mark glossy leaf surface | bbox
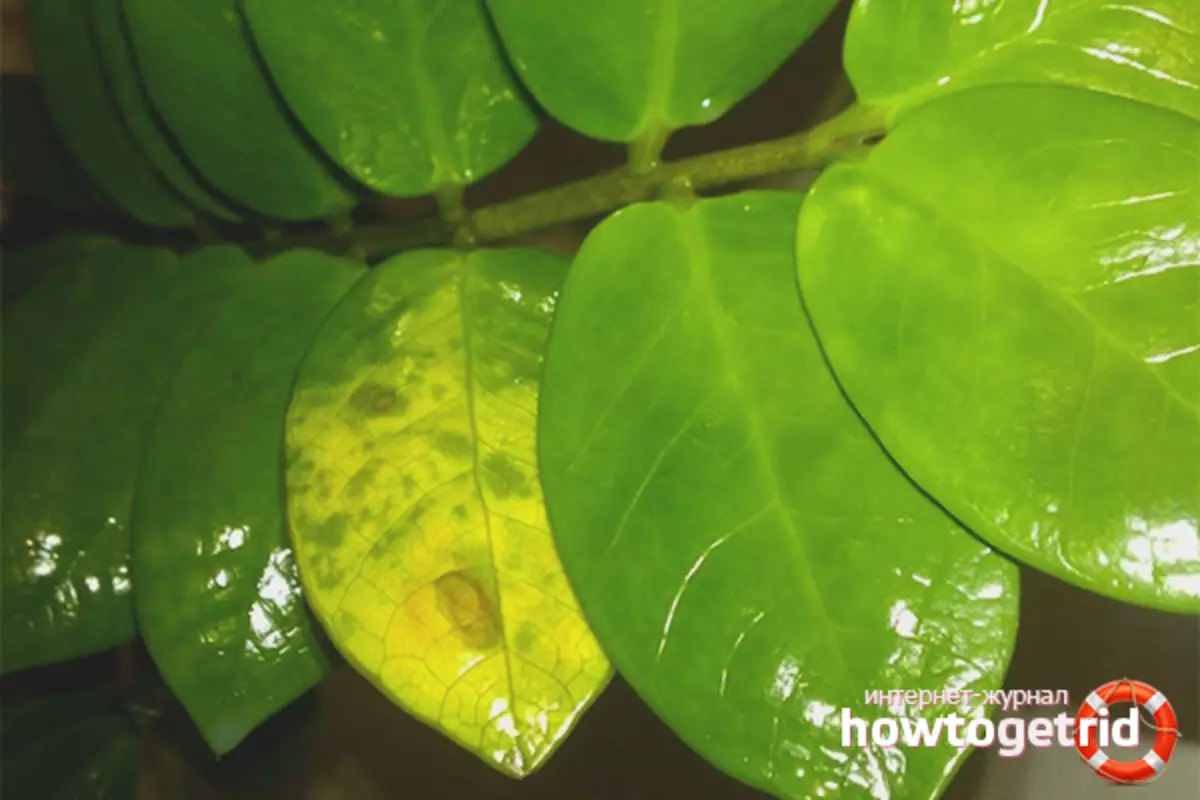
[287,248,610,777]
[488,0,838,147]
[539,193,1019,799]
[845,0,1200,121]
[1,246,250,673]
[27,0,192,226]
[797,86,1200,612]
[124,0,355,220]
[245,0,537,198]
[92,0,238,221]
[134,249,362,755]
[1,236,128,457]
[1,690,138,799]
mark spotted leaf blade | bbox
[286,248,611,777]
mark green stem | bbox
[255,103,888,260]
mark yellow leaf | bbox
[286,248,610,777]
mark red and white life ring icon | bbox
[1075,679,1179,784]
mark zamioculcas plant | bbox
[2,0,1196,798]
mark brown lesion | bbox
[347,381,406,415]
[434,569,502,651]
[481,452,531,499]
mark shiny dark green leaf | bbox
[27,0,193,226]
[0,76,103,215]
[286,248,610,776]
[244,0,537,198]
[123,0,355,220]
[488,0,838,153]
[845,0,1200,122]
[1,709,138,800]
[1,246,251,674]
[1,236,131,457]
[133,250,364,755]
[539,192,1019,799]
[796,86,1200,611]
[91,0,239,221]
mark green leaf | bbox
[488,0,838,151]
[286,248,610,777]
[133,250,363,755]
[27,0,193,226]
[0,76,104,215]
[796,86,1200,611]
[123,0,356,220]
[92,0,240,221]
[1,245,251,673]
[1,693,138,800]
[538,192,1019,800]
[1,236,130,457]
[845,0,1200,122]
[244,0,537,198]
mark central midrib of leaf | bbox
[860,161,1200,420]
[454,254,521,738]
[677,212,858,688]
[639,0,681,139]
[402,0,456,187]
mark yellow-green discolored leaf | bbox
[286,248,610,777]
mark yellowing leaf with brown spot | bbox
[286,248,610,776]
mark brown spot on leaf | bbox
[434,431,473,460]
[310,554,344,590]
[434,570,501,650]
[481,453,530,499]
[343,458,383,499]
[514,621,538,653]
[349,381,407,415]
[309,514,349,550]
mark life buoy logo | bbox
[1075,679,1180,784]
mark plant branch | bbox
[262,103,887,260]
